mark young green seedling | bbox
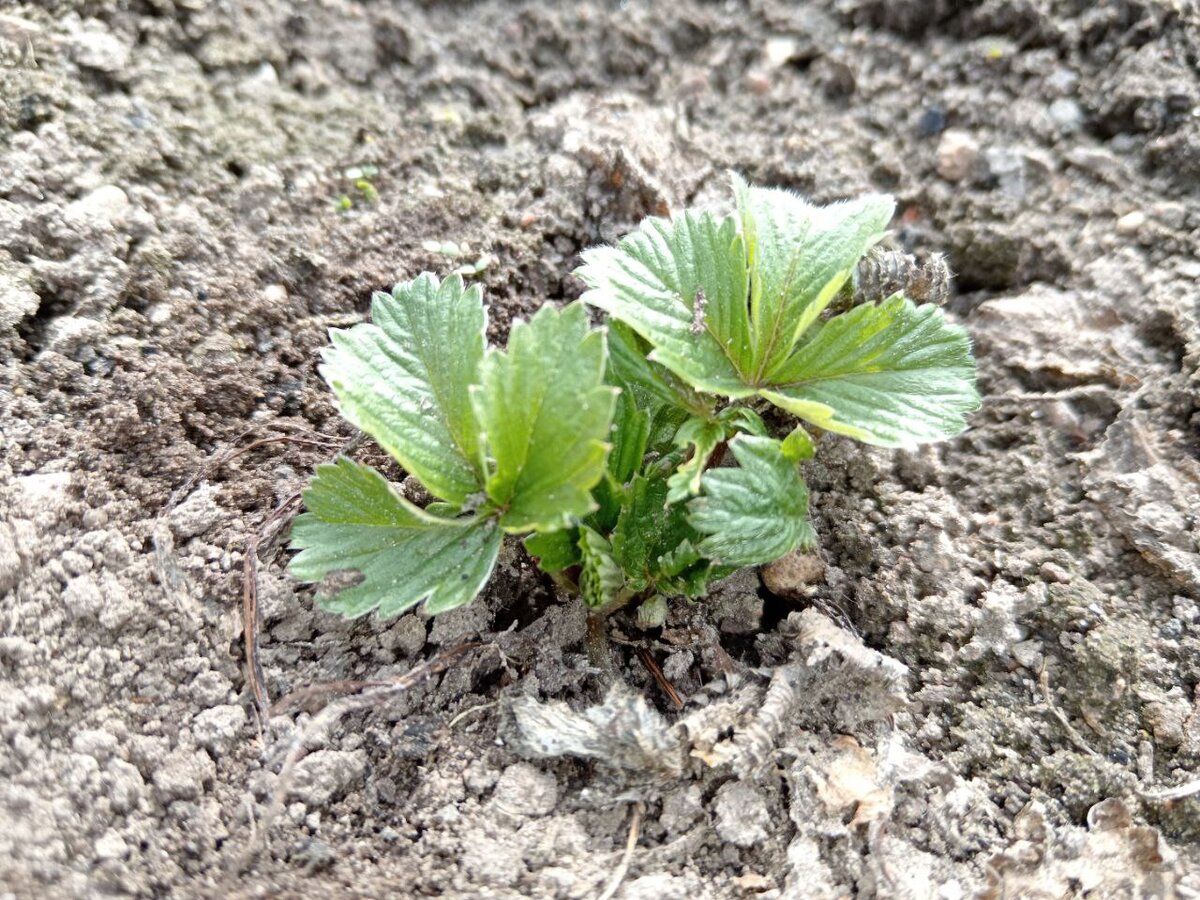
[289,176,979,632]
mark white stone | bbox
[70,24,131,74]
[63,185,131,233]
[936,130,980,183]
[1116,211,1147,236]
[94,830,129,861]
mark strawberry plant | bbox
[289,176,979,629]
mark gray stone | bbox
[290,749,368,806]
[714,781,771,848]
[0,254,39,331]
[168,484,223,539]
[192,704,247,756]
[152,748,216,802]
[69,23,131,74]
[1048,98,1084,134]
[93,830,129,861]
[490,762,558,818]
[63,574,104,619]
[621,874,690,900]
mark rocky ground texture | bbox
[1,0,1199,897]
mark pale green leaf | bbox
[289,458,500,618]
[578,525,624,609]
[577,211,756,396]
[472,303,618,533]
[733,174,895,381]
[780,425,816,461]
[761,294,980,448]
[688,435,814,566]
[666,418,724,504]
[320,273,485,504]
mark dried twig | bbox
[1035,668,1099,758]
[596,801,644,900]
[447,700,499,730]
[240,432,364,727]
[637,647,684,709]
[229,641,479,877]
[1139,777,1200,803]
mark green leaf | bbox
[577,211,756,396]
[472,303,618,533]
[761,295,980,448]
[717,405,769,438]
[666,418,725,504]
[780,425,816,462]
[636,595,668,629]
[733,174,895,381]
[612,472,695,582]
[524,529,580,573]
[289,458,500,618]
[607,322,711,419]
[608,391,651,485]
[578,526,624,609]
[320,273,486,505]
[654,539,714,598]
[688,435,814,567]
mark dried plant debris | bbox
[503,683,688,779]
[506,610,909,780]
[981,799,1184,899]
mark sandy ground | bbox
[2,1,1199,897]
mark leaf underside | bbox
[290,458,500,618]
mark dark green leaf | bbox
[524,529,581,573]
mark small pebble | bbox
[936,130,980,182]
[917,107,947,137]
[1115,211,1146,236]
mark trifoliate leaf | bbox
[761,295,980,448]
[289,457,500,618]
[471,303,618,533]
[320,273,485,504]
[733,174,895,381]
[666,418,725,504]
[577,211,756,396]
[688,435,814,567]
[524,529,580,574]
[578,525,624,609]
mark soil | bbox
[2,1,1199,897]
